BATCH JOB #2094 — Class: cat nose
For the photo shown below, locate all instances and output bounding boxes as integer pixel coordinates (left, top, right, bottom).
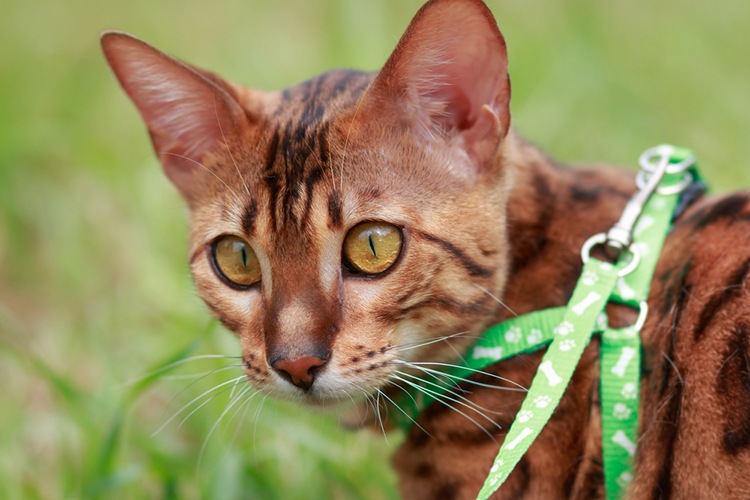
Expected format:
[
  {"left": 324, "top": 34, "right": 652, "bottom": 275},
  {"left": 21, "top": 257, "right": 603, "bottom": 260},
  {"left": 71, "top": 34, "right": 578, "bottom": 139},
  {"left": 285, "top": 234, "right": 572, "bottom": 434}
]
[{"left": 271, "top": 355, "right": 327, "bottom": 390}]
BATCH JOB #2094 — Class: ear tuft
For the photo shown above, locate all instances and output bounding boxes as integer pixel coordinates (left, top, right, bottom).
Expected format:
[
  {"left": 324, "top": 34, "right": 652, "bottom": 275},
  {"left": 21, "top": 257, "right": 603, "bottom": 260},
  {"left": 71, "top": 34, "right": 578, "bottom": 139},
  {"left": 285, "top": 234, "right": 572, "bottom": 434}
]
[
  {"left": 369, "top": 0, "right": 510, "bottom": 164},
  {"left": 101, "top": 31, "right": 247, "bottom": 201}
]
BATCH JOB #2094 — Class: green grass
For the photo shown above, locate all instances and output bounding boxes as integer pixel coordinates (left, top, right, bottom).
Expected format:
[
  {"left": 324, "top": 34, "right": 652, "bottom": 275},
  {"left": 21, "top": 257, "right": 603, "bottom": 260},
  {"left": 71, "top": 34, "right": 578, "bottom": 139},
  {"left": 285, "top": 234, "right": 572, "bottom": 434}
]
[{"left": 1, "top": 0, "right": 749, "bottom": 498}]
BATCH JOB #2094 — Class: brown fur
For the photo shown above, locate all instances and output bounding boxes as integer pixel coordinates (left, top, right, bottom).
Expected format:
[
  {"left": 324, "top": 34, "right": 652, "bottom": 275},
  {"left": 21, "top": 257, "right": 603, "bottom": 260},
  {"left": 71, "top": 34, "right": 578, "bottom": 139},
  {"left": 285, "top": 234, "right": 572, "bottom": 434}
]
[{"left": 103, "top": 0, "right": 750, "bottom": 498}]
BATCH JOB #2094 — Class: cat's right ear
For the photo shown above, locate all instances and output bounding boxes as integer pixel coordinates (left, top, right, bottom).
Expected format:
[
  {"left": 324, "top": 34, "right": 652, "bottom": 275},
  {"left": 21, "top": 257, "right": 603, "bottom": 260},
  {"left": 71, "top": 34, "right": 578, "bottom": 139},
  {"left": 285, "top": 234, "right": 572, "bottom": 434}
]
[
  {"left": 101, "top": 32, "right": 248, "bottom": 203},
  {"left": 365, "top": 0, "right": 510, "bottom": 170}
]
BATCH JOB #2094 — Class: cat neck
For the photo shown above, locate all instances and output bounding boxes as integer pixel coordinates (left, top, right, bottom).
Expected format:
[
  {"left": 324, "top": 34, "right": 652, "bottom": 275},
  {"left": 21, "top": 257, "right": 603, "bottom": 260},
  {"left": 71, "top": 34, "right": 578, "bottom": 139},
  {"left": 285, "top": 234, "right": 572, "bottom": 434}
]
[{"left": 498, "top": 134, "right": 636, "bottom": 321}]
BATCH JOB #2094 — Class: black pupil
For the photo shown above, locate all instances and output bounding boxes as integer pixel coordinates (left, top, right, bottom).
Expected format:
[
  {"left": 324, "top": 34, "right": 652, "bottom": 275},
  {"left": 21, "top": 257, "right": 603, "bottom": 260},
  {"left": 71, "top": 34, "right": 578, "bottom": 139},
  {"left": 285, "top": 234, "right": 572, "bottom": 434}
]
[
  {"left": 240, "top": 245, "right": 247, "bottom": 268},
  {"left": 368, "top": 234, "right": 377, "bottom": 257}
]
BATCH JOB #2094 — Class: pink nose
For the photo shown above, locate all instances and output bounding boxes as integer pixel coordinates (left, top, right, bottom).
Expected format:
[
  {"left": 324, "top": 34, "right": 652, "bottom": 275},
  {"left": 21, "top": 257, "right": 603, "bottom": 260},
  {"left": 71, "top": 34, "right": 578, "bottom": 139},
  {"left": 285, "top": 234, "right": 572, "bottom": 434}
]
[{"left": 272, "top": 356, "right": 327, "bottom": 390}]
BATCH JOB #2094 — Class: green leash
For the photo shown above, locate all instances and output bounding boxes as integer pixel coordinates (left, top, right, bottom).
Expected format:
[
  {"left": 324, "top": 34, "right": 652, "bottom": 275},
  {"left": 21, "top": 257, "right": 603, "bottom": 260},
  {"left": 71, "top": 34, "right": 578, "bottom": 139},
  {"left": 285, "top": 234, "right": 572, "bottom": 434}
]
[{"left": 391, "top": 145, "right": 702, "bottom": 500}]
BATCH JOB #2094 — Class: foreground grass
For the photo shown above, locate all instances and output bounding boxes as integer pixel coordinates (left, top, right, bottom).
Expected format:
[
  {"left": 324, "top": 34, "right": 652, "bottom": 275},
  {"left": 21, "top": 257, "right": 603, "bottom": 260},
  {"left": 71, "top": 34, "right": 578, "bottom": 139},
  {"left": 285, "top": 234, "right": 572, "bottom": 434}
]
[{"left": 1, "top": 0, "right": 749, "bottom": 498}]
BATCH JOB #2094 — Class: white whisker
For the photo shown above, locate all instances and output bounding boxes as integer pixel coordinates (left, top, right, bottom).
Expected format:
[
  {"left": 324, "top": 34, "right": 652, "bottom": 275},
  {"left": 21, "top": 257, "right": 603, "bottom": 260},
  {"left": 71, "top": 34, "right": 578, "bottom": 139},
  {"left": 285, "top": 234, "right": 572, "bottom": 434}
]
[
  {"left": 402, "top": 361, "right": 528, "bottom": 392},
  {"left": 395, "top": 360, "right": 526, "bottom": 393},
  {"left": 152, "top": 375, "right": 246, "bottom": 437},
  {"left": 475, "top": 284, "right": 517, "bottom": 317},
  {"left": 391, "top": 375, "right": 498, "bottom": 443},
  {"left": 391, "top": 331, "right": 479, "bottom": 353}
]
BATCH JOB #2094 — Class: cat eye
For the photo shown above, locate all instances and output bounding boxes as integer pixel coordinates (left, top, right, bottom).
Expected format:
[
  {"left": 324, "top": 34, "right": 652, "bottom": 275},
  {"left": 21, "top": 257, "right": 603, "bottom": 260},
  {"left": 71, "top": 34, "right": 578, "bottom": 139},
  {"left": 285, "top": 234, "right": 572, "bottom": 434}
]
[
  {"left": 212, "top": 235, "right": 262, "bottom": 288},
  {"left": 343, "top": 222, "right": 403, "bottom": 275}
]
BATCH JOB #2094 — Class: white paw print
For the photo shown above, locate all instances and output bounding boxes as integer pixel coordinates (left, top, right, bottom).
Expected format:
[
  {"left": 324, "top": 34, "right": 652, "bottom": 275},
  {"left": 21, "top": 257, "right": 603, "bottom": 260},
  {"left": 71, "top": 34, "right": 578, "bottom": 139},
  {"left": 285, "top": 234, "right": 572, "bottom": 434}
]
[
  {"left": 634, "top": 241, "right": 650, "bottom": 257},
  {"left": 489, "top": 459, "right": 504, "bottom": 473},
  {"left": 559, "top": 339, "right": 577, "bottom": 352},
  {"left": 621, "top": 383, "right": 637, "bottom": 400},
  {"left": 613, "top": 403, "right": 632, "bottom": 420},
  {"left": 517, "top": 409, "right": 534, "bottom": 423},
  {"left": 599, "top": 261, "right": 614, "bottom": 272},
  {"left": 616, "top": 471, "right": 633, "bottom": 488},
  {"left": 527, "top": 328, "right": 543, "bottom": 344},
  {"left": 533, "top": 395, "right": 551, "bottom": 408},
  {"left": 554, "top": 321, "right": 574, "bottom": 336},
  {"left": 505, "top": 326, "right": 522, "bottom": 344},
  {"left": 582, "top": 269, "right": 600, "bottom": 286}
]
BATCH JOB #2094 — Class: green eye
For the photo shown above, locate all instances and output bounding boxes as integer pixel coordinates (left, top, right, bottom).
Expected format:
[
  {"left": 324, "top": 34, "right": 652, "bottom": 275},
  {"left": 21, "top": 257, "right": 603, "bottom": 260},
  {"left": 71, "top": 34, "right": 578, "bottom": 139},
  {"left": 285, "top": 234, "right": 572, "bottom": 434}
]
[
  {"left": 212, "top": 235, "right": 261, "bottom": 287},
  {"left": 343, "top": 222, "right": 403, "bottom": 275}
]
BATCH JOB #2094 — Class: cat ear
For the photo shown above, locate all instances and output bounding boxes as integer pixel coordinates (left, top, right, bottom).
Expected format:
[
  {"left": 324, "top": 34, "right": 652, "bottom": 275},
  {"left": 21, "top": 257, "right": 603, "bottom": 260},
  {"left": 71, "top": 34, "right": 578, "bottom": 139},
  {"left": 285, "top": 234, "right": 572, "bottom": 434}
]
[
  {"left": 368, "top": 0, "right": 510, "bottom": 166},
  {"left": 101, "top": 31, "right": 248, "bottom": 202}
]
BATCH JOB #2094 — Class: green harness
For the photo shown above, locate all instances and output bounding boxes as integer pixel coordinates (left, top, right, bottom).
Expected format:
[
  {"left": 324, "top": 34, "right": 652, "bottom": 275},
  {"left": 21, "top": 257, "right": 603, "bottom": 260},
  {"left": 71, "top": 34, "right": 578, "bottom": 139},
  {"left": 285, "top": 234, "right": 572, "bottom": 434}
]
[{"left": 391, "top": 145, "right": 703, "bottom": 500}]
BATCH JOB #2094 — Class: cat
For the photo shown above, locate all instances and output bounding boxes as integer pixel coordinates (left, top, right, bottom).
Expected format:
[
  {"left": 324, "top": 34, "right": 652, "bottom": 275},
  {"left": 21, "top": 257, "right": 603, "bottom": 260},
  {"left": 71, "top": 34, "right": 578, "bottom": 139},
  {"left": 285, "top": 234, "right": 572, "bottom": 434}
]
[{"left": 102, "top": 0, "right": 750, "bottom": 497}]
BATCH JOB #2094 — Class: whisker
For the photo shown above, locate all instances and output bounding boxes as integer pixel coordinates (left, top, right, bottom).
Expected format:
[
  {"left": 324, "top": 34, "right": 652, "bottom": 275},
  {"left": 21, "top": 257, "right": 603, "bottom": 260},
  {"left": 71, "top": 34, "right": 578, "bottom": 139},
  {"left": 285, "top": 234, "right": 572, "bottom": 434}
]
[
  {"left": 391, "top": 375, "right": 498, "bottom": 443},
  {"left": 159, "top": 364, "right": 244, "bottom": 382},
  {"left": 198, "top": 383, "right": 256, "bottom": 465},
  {"left": 475, "top": 284, "right": 518, "bottom": 317},
  {"left": 123, "top": 354, "right": 241, "bottom": 387},
  {"left": 401, "top": 361, "right": 528, "bottom": 392},
  {"left": 177, "top": 378, "right": 248, "bottom": 430},
  {"left": 161, "top": 152, "right": 242, "bottom": 202},
  {"left": 152, "top": 375, "right": 246, "bottom": 437},
  {"left": 213, "top": 92, "right": 251, "bottom": 198},
  {"left": 376, "top": 387, "right": 434, "bottom": 440},
  {"left": 394, "top": 360, "right": 527, "bottom": 393},
  {"left": 389, "top": 331, "right": 480, "bottom": 353},
  {"left": 395, "top": 369, "right": 505, "bottom": 417}
]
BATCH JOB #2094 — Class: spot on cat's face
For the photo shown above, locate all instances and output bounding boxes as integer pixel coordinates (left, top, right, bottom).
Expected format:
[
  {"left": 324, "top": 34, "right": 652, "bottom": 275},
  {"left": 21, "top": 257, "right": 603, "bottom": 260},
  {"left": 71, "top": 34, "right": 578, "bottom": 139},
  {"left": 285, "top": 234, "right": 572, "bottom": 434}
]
[{"left": 103, "top": 0, "right": 513, "bottom": 410}]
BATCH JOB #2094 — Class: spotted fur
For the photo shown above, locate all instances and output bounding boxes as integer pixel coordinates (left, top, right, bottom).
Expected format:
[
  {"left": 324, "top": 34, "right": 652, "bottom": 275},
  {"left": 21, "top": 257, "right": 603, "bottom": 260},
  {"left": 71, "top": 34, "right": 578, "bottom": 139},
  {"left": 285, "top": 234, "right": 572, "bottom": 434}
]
[{"left": 103, "top": 0, "right": 750, "bottom": 498}]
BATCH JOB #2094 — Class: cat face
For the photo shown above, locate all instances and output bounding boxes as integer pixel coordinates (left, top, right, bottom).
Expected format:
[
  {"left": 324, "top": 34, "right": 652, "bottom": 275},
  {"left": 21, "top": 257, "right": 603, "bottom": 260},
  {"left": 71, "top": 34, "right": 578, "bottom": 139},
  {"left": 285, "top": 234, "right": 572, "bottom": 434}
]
[{"left": 103, "top": 0, "right": 513, "bottom": 411}]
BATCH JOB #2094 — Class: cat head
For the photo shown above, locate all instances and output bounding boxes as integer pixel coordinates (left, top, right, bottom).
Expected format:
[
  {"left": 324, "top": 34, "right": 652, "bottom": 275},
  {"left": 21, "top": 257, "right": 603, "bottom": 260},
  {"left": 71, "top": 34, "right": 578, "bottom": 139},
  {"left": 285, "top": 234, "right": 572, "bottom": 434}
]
[{"left": 103, "top": 0, "right": 513, "bottom": 416}]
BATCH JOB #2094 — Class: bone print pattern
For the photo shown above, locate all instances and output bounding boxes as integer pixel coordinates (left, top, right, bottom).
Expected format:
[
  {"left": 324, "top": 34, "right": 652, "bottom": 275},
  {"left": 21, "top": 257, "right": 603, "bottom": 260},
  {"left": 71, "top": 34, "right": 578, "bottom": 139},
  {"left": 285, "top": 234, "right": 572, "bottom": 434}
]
[{"left": 478, "top": 258, "right": 621, "bottom": 499}]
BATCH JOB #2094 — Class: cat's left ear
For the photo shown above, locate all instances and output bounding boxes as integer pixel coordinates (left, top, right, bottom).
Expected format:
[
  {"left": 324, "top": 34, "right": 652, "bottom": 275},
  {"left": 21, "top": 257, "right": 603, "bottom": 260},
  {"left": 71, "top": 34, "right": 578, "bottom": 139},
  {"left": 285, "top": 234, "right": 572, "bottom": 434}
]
[{"left": 367, "top": 0, "right": 510, "bottom": 167}]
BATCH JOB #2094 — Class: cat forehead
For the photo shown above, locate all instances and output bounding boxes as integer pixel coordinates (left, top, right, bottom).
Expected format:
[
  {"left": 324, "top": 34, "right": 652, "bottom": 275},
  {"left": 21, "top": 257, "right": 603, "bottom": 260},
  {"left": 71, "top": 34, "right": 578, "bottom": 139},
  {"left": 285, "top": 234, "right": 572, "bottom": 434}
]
[{"left": 270, "top": 70, "right": 374, "bottom": 125}]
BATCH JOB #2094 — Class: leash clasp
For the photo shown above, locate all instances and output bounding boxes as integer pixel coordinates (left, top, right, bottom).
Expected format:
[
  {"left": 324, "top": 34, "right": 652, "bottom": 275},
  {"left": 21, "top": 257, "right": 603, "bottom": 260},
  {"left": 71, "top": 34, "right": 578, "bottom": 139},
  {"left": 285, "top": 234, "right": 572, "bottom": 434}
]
[{"left": 583, "top": 145, "right": 695, "bottom": 263}]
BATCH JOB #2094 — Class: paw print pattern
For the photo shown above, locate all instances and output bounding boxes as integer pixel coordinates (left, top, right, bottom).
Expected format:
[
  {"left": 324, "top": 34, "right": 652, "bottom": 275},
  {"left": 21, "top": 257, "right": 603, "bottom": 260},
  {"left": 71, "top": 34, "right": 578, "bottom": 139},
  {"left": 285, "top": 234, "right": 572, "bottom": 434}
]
[
  {"left": 554, "top": 321, "right": 574, "bottom": 336},
  {"left": 621, "top": 383, "right": 637, "bottom": 400},
  {"left": 582, "top": 269, "right": 600, "bottom": 286},
  {"left": 533, "top": 395, "right": 551, "bottom": 408},
  {"left": 559, "top": 339, "right": 577, "bottom": 352},
  {"left": 613, "top": 403, "right": 632, "bottom": 420},
  {"left": 616, "top": 471, "right": 633, "bottom": 488},
  {"left": 598, "top": 261, "right": 614, "bottom": 272},
  {"left": 517, "top": 409, "right": 534, "bottom": 423},
  {"left": 505, "top": 326, "right": 522, "bottom": 344},
  {"left": 526, "top": 328, "right": 543, "bottom": 344}
]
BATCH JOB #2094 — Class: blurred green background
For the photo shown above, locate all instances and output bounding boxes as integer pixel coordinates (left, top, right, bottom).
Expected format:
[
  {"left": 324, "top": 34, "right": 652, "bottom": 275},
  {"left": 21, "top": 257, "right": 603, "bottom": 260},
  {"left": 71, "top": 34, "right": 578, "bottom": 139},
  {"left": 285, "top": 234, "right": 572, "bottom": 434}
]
[{"left": 1, "top": 0, "right": 748, "bottom": 498}]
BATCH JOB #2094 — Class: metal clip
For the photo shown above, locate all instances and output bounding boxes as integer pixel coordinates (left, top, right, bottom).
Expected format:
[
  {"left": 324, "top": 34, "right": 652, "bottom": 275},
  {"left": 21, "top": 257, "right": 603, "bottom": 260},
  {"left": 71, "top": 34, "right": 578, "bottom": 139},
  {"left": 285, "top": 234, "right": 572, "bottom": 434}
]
[{"left": 605, "top": 145, "right": 693, "bottom": 255}]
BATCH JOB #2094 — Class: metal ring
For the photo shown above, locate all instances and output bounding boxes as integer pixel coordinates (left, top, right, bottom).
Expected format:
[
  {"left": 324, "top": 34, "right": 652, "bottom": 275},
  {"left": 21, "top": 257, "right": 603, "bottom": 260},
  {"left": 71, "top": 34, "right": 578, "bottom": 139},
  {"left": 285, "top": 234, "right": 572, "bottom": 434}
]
[
  {"left": 638, "top": 145, "right": 696, "bottom": 175},
  {"left": 656, "top": 171, "right": 694, "bottom": 196},
  {"left": 580, "top": 233, "right": 607, "bottom": 264},
  {"left": 581, "top": 233, "right": 641, "bottom": 277},
  {"left": 633, "top": 301, "right": 649, "bottom": 332},
  {"left": 635, "top": 170, "right": 693, "bottom": 195},
  {"left": 616, "top": 245, "right": 641, "bottom": 277}
]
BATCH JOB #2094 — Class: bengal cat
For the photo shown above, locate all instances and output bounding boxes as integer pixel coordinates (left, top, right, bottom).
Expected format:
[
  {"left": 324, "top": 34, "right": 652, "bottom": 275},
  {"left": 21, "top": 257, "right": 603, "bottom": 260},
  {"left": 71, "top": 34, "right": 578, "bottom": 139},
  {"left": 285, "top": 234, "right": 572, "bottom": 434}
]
[{"left": 102, "top": 0, "right": 750, "bottom": 497}]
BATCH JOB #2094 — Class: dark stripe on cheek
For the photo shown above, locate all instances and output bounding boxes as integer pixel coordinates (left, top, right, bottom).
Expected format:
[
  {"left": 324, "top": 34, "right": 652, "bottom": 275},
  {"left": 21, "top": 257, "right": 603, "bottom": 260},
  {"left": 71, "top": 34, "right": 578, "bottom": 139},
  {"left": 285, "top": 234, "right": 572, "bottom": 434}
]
[
  {"left": 415, "top": 230, "right": 493, "bottom": 278},
  {"left": 328, "top": 190, "right": 343, "bottom": 229},
  {"left": 693, "top": 257, "right": 750, "bottom": 341},
  {"left": 717, "top": 323, "right": 750, "bottom": 455}
]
